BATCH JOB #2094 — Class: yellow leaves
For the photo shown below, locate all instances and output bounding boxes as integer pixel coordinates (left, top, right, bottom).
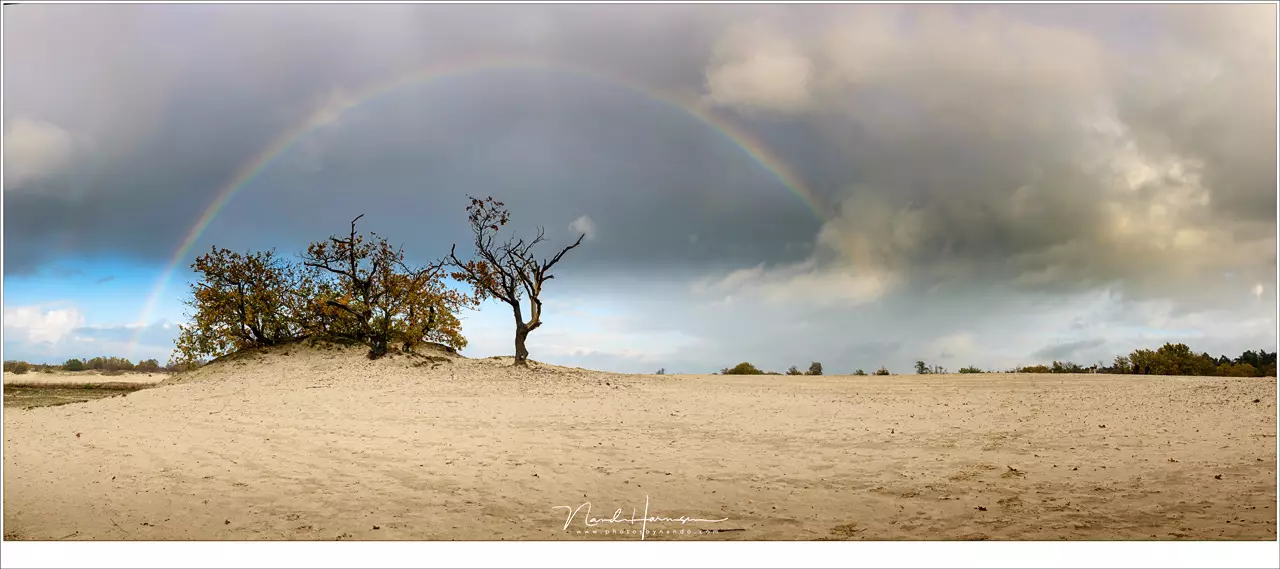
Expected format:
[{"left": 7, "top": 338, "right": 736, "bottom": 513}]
[{"left": 180, "top": 216, "right": 479, "bottom": 361}]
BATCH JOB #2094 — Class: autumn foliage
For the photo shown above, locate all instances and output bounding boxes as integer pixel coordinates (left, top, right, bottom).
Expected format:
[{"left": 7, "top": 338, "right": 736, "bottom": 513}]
[
  {"left": 174, "top": 248, "right": 309, "bottom": 363},
  {"left": 174, "top": 215, "right": 476, "bottom": 364}
]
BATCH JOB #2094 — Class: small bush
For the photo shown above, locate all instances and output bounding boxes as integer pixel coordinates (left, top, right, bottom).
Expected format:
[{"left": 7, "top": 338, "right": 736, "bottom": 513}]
[
  {"left": 853, "top": 369, "right": 867, "bottom": 376},
  {"left": 1216, "top": 362, "right": 1259, "bottom": 377},
  {"left": 785, "top": 366, "right": 803, "bottom": 376},
  {"left": 655, "top": 368, "right": 665, "bottom": 375},
  {"left": 874, "top": 367, "right": 890, "bottom": 376},
  {"left": 1018, "top": 365, "right": 1051, "bottom": 374},
  {"left": 64, "top": 358, "right": 86, "bottom": 371},
  {"left": 807, "top": 362, "right": 823, "bottom": 376},
  {"left": 958, "top": 366, "right": 984, "bottom": 374},
  {"left": 4, "top": 360, "right": 31, "bottom": 375},
  {"left": 722, "top": 362, "right": 764, "bottom": 375}
]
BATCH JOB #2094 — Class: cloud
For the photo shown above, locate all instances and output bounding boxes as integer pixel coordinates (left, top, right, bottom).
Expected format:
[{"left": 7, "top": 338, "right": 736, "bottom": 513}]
[
  {"left": 704, "top": 19, "right": 813, "bottom": 112},
  {"left": 568, "top": 215, "right": 597, "bottom": 241},
  {"left": 94, "top": 276, "right": 116, "bottom": 285},
  {"left": 1031, "top": 338, "right": 1108, "bottom": 362},
  {"left": 702, "top": 4, "right": 1275, "bottom": 310},
  {"left": 3, "top": 5, "right": 1274, "bottom": 374},
  {"left": 2, "top": 316, "right": 178, "bottom": 364},
  {"left": 693, "top": 258, "right": 892, "bottom": 308},
  {"left": 2, "top": 117, "right": 77, "bottom": 189},
  {"left": 927, "top": 333, "right": 978, "bottom": 361},
  {"left": 3, "top": 304, "right": 85, "bottom": 344}
]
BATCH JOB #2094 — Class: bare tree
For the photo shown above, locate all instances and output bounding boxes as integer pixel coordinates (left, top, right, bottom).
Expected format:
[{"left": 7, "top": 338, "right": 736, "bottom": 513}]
[{"left": 448, "top": 196, "right": 585, "bottom": 366}]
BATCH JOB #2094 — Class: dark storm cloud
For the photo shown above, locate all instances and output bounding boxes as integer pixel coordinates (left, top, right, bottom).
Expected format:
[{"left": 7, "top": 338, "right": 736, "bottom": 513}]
[
  {"left": 4, "top": 3, "right": 818, "bottom": 276},
  {"left": 3, "top": 4, "right": 1274, "bottom": 372},
  {"left": 695, "top": 3, "right": 1275, "bottom": 313}
]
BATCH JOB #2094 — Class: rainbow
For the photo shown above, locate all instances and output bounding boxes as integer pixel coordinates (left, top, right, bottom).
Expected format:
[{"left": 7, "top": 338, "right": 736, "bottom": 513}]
[{"left": 129, "top": 54, "right": 829, "bottom": 357}]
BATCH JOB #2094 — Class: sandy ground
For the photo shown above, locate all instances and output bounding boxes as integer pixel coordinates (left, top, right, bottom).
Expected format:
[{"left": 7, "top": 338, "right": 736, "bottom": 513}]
[
  {"left": 3, "top": 344, "right": 1276, "bottom": 541},
  {"left": 3, "top": 370, "right": 169, "bottom": 386}
]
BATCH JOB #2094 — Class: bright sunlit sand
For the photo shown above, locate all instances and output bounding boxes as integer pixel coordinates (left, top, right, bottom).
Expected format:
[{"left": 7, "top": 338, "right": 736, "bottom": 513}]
[{"left": 4, "top": 343, "right": 1275, "bottom": 541}]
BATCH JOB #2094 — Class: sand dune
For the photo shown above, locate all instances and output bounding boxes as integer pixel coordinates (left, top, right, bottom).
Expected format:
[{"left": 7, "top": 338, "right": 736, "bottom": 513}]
[{"left": 3, "top": 343, "right": 1275, "bottom": 541}]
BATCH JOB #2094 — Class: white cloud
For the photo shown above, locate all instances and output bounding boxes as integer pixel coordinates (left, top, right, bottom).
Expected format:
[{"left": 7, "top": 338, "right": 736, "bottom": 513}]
[
  {"left": 704, "top": 19, "right": 813, "bottom": 113},
  {"left": 694, "top": 258, "right": 893, "bottom": 308},
  {"left": 3, "top": 304, "right": 84, "bottom": 344},
  {"left": 3, "top": 117, "right": 76, "bottom": 189},
  {"left": 569, "top": 215, "right": 597, "bottom": 241},
  {"left": 927, "top": 332, "right": 977, "bottom": 360}
]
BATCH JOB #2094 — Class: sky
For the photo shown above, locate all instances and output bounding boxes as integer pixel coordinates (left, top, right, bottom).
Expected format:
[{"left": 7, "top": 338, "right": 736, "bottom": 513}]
[{"left": 3, "top": 3, "right": 1277, "bottom": 373}]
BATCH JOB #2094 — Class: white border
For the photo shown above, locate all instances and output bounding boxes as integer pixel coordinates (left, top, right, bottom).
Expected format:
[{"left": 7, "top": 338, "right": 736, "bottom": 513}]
[
  {"left": 2, "top": 2, "right": 1277, "bottom": 568},
  {"left": 3, "top": 542, "right": 1280, "bottom": 569}
]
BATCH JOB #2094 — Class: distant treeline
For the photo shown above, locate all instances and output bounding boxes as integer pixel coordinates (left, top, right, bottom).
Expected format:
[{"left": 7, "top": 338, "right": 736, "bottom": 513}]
[
  {"left": 2, "top": 356, "right": 198, "bottom": 375},
  {"left": 1008, "top": 343, "right": 1277, "bottom": 377},
  {"left": 714, "top": 343, "right": 1278, "bottom": 378}
]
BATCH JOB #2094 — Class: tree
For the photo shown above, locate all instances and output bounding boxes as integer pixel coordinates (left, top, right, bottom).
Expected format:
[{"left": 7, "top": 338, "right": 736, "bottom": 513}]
[
  {"left": 1111, "top": 355, "right": 1133, "bottom": 374},
  {"left": 174, "top": 246, "right": 309, "bottom": 364},
  {"left": 807, "top": 362, "right": 823, "bottom": 376},
  {"left": 137, "top": 359, "right": 161, "bottom": 372},
  {"left": 655, "top": 368, "right": 666, "bottom": 375},
  {"left": 785, "top": 365, "right": 803, "bottom": 376},
  {"left": 915, "top": 360, "right": 929, "bottom": 374},
  {"left": 303, "top": 215, "right": 473, "bottom": 359},
  {"left": 448, "top": 196, "right": 584, "bottom": 366},
  {"left": 63, "top": 358, "right": 86, "bottom": 372}
]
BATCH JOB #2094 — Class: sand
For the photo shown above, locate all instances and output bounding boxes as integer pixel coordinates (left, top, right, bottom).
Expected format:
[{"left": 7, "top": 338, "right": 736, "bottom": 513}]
[
  {"left": 3, "top": 370, "right": 169, "bottom": 387},
  {"left": 3, "top": 344, "right": 1275, "bottom": 541}
]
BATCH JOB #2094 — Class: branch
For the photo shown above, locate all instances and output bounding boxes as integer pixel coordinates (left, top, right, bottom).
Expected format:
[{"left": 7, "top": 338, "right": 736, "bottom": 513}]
[{"left": 542, "top": 233, "right": 586, "bottom": 275}]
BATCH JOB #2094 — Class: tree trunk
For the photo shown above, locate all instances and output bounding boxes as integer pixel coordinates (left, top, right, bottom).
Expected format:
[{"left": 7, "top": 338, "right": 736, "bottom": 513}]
[{"left": 514, "top": 322, "right": 530, "bottom": 366}]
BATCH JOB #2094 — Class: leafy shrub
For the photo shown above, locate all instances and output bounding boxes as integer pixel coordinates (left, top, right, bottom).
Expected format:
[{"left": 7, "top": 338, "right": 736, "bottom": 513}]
[
  {"left": 1050, "top": 360, "right": 1085, "bottom": 374},
  {"left": 958, "top": 366, "right": 984, "bottom": 374},
  {"left": 1216, "top": 362, "right": 1259, "bottom": 377},
  {"left": 721, "top": 362, "right": 764, "bottom": 375},
  {"left": 874, "top": 367, "right": 890, "bottom": 376},
  {"left": 853, "top": 369, "right": 867, "bottom": 376},
  {"left": 1018, "top": 365, "right": 1051, "bottom": 373},
  {"left": 807, "top": 362, "right": 823, "bottom": 376},
  {"left": 4, "top": 360, "right": 31, "bottom": 375},
  {"left": 63, "top": 358, "right": 86, "bottom": 371},
  {"left": 785, "top": 366, "right": 803, "bottom": 376},
  {"left": 655, "top": 368, "right": 665, "bottom": 375}
]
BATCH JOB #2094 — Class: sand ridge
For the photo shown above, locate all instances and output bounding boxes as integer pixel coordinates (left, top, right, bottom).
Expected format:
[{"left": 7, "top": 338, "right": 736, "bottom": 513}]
[{"left": 3, "top": 343, "right": 1276, "bottom": 540}]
